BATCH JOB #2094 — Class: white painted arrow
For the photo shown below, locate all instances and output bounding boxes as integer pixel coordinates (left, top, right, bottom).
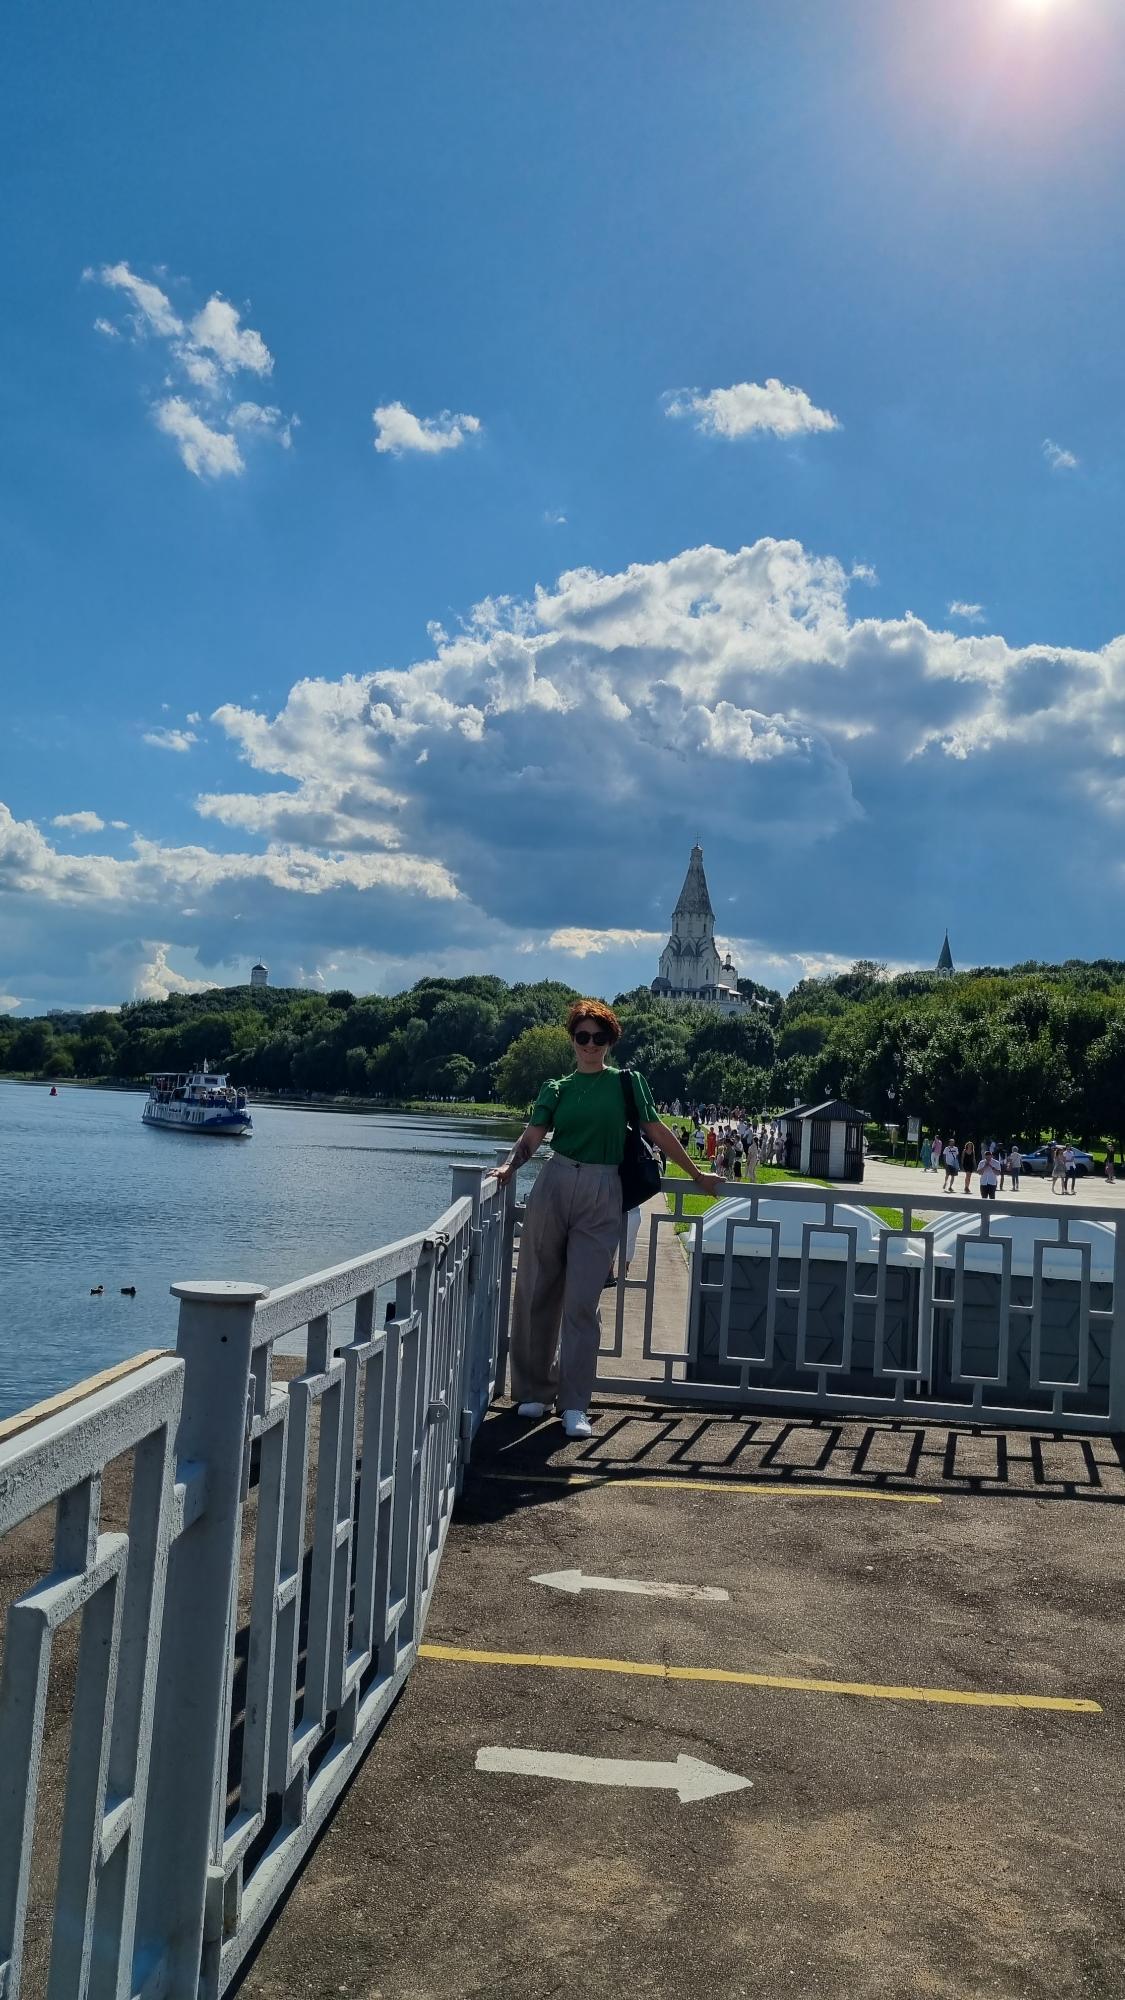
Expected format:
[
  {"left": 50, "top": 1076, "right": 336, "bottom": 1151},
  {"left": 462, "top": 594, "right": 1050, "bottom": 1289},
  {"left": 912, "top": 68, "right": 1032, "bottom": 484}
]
[
  {"left": 476, "top": 1746, "right": 751, "bottom": 1803},
  {"left": 531, "top": 1568, "right": 729, "bottom": 1603}
]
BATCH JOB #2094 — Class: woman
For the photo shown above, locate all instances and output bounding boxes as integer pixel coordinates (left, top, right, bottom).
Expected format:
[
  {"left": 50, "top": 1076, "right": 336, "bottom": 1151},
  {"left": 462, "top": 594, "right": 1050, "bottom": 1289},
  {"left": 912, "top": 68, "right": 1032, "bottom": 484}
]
[
  {"left": 496, "top": 1000, "right": 719, "bottom": 1439},
  {"left": 978, "top": 1149, "right": 998, "bottom": 1201},
  {"left": 961, "top": 1137, "right": 976, "bottom": 1194}
]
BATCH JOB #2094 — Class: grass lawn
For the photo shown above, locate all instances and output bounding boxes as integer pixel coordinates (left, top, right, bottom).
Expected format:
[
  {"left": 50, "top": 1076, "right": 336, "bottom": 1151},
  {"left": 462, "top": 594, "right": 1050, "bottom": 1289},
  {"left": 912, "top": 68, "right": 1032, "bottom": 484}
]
[
  {"left": 664, "top": 1161, "right": 827, "bottom": 1231},
  {"left": 402, "top": 1098, "right": 523, "bottom": 1118}
]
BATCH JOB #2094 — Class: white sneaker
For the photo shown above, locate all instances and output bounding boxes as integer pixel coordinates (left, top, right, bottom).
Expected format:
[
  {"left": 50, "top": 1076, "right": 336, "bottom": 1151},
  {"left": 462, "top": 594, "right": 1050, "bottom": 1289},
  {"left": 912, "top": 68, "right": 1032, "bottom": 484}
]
[
  {"left": 516, "top": 1400, "right": 550, "bottom": 1419},
  {"left": 562, "top": 1409, "right": 593, "bottom": 1440}
]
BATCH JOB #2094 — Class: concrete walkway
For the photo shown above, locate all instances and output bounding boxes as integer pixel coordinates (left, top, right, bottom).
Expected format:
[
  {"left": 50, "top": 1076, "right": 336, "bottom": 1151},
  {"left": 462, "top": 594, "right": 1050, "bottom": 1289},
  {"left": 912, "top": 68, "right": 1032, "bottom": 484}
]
[
  {"left": 242, "top": 1401, "right": 1125, "bottom": 2000},
  {"left": 860, "top": 1159, "right": 1125, "bottom": 1211}
]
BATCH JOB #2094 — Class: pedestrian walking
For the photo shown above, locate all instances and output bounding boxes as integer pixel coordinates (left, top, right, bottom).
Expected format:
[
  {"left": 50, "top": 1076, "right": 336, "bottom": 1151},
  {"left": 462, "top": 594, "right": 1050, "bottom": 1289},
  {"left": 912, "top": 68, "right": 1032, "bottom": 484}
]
[
  {"left": 961, "top": 1137, "right": 976, "bottom": 1194},
  {"left": 1106, "top": 1147, "right": 1116, "bottom": 1185},
  {"left": 1007, "top": 1144, "right": 1022, "bottom": 1192},
  {"left": 942, "top": 1140, "right": 959, "bottom": 1192},
  {"left": 1050, "top": 1143, "right": 1065, "bottom": 1194},
  {"left": 1064, "top": 1146, "right": 1077, "bottom": 1195},
  {"left": 497, "top": 999, "right": 718, "bottom": 1438},
  {"left": 930, "top": 1135, "right": 943, "bottom": 1174},
  {"left": 979, "top": 1149, "right": 998, "bottom": 1202}
]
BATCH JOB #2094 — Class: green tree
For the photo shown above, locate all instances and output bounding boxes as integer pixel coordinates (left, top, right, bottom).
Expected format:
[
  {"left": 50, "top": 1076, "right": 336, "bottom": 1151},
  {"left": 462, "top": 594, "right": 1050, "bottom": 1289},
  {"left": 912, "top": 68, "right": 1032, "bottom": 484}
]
[
  {"left": 1085, "top": 1017, "right": 1125, "bottom": 1144},
  {"left": 74, "top": 1034, "right": 116, "bottom": 1078},
  {"left": 426, "top": 995, "right": 499, "bottom": 1064},
  {"left": 419, "top": 1054, "right": 476, "bottom": 1097},
  {"left": 616, "top": 1023, "right": 691, "bottom": 1101},
  {"left": 10, "top": 1020, "right": 54, "bottom": 1071},
  {"left": 686, "top": 1009, "right": 775, "bottom": 1071},
  {"left": 777, "top": 1015, "right": 833, "bottom": 1062},
  {"left": 495, "top": 1025, "right": 573, "bottom": 1108}
]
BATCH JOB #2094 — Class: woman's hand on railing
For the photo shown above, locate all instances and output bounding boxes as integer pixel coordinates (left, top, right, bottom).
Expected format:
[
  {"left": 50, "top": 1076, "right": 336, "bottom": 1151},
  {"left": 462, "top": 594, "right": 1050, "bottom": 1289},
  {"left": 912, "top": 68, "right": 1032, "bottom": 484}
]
[{"left": 693, "top": 1172, "right": 722, "bottom": 1196}]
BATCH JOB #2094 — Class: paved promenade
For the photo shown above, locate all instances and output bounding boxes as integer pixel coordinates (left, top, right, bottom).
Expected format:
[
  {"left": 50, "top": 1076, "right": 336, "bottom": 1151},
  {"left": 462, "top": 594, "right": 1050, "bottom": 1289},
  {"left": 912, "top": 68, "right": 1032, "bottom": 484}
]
[
  {"left": 242, "top": 1396, "right": 1125, "bottom": 2000},
  {"left": 858, "top": 1159, "right": 1125, "bottom": 1211}
]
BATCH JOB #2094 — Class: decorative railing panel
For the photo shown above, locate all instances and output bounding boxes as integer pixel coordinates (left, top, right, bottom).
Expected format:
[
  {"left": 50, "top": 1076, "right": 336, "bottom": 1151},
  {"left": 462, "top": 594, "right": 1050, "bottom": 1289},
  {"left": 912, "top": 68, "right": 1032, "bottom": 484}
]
[{"left": 589, "top": 1178, "right": 1125, "bottom": 1432}]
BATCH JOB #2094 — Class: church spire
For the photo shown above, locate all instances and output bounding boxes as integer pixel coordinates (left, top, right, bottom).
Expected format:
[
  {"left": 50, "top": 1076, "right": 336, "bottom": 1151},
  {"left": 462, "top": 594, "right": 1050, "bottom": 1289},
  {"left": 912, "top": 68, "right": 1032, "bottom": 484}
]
[
  {"left": 672, "top": 843, "right": 715, "bottom": 920},
  {"left": 936, "top": 930, "right": 954, "bottom": 975}
]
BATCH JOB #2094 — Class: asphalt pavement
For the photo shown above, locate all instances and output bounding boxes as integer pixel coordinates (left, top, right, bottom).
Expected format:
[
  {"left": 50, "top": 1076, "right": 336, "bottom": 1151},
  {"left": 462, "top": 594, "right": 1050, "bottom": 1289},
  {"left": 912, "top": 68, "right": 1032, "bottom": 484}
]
[{"left": 241, "top": 1400, "right": 1125, "bottom": 2000}]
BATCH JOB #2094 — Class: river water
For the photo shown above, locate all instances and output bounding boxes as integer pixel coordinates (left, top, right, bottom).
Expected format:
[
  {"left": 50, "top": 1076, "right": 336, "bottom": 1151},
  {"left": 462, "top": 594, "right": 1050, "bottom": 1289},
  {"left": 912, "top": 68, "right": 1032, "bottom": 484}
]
[{"left": 0, "top": 1080, "right": 520, "bottom": 1422}]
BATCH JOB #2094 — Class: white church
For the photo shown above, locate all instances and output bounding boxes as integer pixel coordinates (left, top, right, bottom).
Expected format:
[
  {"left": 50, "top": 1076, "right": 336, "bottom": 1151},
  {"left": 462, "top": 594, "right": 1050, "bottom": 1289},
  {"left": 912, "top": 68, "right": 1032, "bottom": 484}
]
[{"left": 650, "top": 845, "right": 750, "bottom": 1015}]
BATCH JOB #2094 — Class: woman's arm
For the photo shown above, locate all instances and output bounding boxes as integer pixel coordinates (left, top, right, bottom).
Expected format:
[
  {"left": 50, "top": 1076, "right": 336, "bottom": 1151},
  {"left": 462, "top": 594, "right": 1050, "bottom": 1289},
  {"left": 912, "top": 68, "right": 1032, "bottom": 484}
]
[
  {"left": 644, "top": 1117, "right": 721, "bottom": 1194},
  {"left": 494, "top": 1123, "right": 549, "bottom": 1186}
]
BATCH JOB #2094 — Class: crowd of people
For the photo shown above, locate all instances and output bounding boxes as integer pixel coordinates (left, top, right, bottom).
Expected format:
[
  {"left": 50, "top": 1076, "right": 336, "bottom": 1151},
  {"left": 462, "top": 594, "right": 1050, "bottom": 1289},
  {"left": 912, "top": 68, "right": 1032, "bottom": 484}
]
[
  {"left": 657, "top": 1101, "right": 786, "bottom": 1181},
  {"left": 924, "top": 1136, "right": 1114, "bottom": 1196}
]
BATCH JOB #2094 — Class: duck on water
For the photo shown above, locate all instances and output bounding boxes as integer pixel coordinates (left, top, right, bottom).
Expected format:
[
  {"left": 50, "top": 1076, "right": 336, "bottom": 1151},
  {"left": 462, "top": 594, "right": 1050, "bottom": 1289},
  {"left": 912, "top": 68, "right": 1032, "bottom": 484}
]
[{"left": 141, "top": 1066, "right": 253, "bottom": 1137}]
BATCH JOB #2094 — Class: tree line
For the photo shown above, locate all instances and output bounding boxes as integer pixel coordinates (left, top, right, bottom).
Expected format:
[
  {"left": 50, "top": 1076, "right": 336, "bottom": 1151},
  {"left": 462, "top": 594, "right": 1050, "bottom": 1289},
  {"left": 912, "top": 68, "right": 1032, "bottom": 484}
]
[{"left": 3, "top": 956, "right": 1125, "bottom": 1143}]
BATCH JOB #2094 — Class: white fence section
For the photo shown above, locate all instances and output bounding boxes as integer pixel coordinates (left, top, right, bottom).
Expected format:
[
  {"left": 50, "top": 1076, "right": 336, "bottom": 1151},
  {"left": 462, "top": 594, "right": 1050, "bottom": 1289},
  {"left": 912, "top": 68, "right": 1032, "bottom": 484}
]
[
  {"left": 0, "top": 1163, "right": 512, "bottom": 2000},
  {"left": 591, "top": 1177, "right": 1125, "bottom": 1432}
]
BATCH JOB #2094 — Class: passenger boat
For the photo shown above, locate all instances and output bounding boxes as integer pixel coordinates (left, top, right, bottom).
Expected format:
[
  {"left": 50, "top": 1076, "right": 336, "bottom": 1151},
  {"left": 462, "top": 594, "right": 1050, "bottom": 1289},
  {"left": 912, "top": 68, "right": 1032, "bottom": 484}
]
[{"left": 142, "top": 1067, "right": 253, "bottom": 1137}]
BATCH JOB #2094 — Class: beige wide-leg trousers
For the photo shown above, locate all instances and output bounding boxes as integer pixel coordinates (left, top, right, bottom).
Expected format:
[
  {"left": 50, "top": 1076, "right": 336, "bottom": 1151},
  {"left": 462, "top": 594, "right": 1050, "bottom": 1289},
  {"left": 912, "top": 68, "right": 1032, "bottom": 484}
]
[{"left": 509, "top": 1154, "right": 623, "bottom": 1413}]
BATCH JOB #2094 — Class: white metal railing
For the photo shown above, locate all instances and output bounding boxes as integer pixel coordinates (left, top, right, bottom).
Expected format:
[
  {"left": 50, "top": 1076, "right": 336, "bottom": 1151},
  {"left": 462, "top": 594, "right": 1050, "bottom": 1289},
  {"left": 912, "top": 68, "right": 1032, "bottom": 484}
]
[
  {"left": 0, "top": 1162, "right": 513, "bottom": 2000},
  {"left": 590, "top": 1176, "right": 1125, "bottom": 1432}
]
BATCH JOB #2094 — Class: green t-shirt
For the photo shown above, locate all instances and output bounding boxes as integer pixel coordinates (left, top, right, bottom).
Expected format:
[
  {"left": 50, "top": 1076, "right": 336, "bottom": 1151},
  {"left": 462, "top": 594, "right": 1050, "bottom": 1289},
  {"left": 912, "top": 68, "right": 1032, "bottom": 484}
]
[{"left": 530, "top": 1065, "right": 659, "bottom": 1165}]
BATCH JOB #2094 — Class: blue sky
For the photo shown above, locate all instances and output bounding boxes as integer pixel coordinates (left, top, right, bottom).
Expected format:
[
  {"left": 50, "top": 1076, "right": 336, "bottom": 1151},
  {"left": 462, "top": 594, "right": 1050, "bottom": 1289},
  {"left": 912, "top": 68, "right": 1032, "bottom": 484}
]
[{"left": 3, "top": 0, "right": 1125, "bottom": 1012}]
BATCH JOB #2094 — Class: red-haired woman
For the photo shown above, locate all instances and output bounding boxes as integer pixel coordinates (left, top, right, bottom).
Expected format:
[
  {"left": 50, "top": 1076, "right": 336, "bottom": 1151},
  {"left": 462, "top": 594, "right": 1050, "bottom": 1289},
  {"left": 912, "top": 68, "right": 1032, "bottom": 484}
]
[{"left": 495, "top": 1000, "right": 720, "bottom": 1439}]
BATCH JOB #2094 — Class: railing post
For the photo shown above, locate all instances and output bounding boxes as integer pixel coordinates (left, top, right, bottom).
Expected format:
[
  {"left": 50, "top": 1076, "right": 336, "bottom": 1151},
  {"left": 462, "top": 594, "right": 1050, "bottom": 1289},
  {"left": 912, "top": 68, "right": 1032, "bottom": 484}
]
[
  {"left": 451, "top": 1165, "right": 489, "bottom": 1467},
  {"left": 133, "top": 1281, "right": 267, "bottom": 2000},
  {"left": 494, "top": 1148, "right": 517, "bottom": 1398},
  {"left": 1109, "top": 1217, "right": 1125, "bottom": 1432}
]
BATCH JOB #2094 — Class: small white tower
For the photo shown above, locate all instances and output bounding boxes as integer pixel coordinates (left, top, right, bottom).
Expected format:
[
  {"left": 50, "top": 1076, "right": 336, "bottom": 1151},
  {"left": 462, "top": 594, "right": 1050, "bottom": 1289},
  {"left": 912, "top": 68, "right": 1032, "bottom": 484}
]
[{"left": 250, "top": 960, "right": 269, "bottom": 989}]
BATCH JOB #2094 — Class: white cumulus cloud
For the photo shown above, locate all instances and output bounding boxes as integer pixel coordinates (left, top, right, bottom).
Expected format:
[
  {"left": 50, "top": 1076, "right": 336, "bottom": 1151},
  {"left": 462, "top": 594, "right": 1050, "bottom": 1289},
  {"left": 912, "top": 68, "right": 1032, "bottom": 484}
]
[
  {"left": 143, "top": 725, "right": 199, "bottom": 752},
  {"left": 1043, "top": 438, "right": 1078, "bottom": 471},
  {"left": 664, "top": 378, "right": 840, "bottom": 441},
  {"left": 86, "top": 262, "right": 293, "bottom": 479},
  {"left": 189, "top": 296, "right": 273, "bottom": 377},
  {"left": 372, "top": 402, "right": 482, "bottom": 455},
  {"left": 153, "top": 400, "right": 243, "bottom": 480},
  {"left": 9, "top": 535, "right": 1125, "bottom": 1010},
  {"left": 545, "top": 927, "right": 666, "bottom": 957},
  {"left": 87, "top": 262, "right": 184, "bottom": 337},
  {"left": 134, "top": 943, "right": 218, "bottom": 1001},
  {"left": 51, "top": 811, "right": 106, "bottom": 833}
]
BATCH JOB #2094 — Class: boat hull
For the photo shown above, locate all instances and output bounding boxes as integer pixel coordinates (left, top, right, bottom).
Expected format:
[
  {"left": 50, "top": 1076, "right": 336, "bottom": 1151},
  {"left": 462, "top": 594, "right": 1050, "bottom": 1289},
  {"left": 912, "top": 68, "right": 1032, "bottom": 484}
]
[{"left": 142, "top": 1103, "right": 253, "bottom": 1136}]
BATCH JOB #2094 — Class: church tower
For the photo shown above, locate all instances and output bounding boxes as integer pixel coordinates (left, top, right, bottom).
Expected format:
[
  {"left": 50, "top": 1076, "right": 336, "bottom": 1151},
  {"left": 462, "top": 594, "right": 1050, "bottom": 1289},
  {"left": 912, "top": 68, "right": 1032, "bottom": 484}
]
[
  {"left": 651, "top": 846, "right": 743, "bottom": 1009},
  {"left": 935, "top": 932, "right": 954, "bottom": 977}
]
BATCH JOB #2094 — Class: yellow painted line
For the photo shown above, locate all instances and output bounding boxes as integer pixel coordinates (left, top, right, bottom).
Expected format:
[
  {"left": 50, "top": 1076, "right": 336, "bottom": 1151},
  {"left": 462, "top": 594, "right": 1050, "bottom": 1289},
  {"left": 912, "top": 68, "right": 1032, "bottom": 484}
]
[
  {"left": 477, "top": 1469, "right": 940, "bottom": 1506},
  {"left": 419, "top": 1643, "right": 1101, "bottom": 1715}
]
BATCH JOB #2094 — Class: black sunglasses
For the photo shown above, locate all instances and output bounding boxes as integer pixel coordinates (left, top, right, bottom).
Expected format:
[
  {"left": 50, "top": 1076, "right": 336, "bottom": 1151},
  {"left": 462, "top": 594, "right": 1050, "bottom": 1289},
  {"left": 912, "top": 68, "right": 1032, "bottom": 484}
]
[{"left": 573, "top": 1029, "right": 612, "bottom": 1046}]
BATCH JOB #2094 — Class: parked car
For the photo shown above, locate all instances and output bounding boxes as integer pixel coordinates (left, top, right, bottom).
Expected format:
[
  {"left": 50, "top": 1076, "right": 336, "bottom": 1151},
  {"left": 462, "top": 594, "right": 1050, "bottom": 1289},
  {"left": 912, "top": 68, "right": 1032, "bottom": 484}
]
[{"left": 1018, "top": 1145, "right": 1094, "bottom": 1178}]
